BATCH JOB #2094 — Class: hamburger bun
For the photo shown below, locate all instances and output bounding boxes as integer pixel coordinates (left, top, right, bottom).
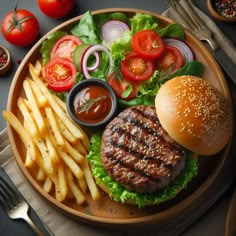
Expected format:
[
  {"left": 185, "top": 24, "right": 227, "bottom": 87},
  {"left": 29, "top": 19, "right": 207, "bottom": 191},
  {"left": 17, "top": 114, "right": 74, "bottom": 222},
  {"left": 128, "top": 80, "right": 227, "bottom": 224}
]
[{"left": 155, "top": 75, "right": 232, "bottom": 156}]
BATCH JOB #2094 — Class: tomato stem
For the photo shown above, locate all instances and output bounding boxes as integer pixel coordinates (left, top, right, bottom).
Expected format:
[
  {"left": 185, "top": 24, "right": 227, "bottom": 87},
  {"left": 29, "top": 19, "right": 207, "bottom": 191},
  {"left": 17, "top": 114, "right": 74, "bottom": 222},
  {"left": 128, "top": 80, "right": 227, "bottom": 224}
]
[{"left": 7, "top": 5, "right": 32, "bottom": 34}]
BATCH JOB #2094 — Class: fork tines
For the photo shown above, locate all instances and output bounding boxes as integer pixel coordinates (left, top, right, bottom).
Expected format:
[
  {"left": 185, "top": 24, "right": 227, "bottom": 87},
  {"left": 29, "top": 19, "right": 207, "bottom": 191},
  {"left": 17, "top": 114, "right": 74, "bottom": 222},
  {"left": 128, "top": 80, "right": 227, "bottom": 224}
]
[{"left": 0, "top": 176, "right": 22, "bottom": 212}]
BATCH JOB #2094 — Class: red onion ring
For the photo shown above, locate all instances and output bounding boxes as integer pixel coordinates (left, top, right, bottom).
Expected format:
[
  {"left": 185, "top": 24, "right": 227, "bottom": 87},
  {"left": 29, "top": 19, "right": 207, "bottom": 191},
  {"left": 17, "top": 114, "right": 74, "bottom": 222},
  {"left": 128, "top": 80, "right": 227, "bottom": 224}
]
[
  {"left": 81, "top": 44, "right": 113, "bottom": 79},
  {"left": 100, "top": 20, "right": 130, "bottom": 43},
  {"left": 163, "top": 38, "right": 195, "bottom": 63}
]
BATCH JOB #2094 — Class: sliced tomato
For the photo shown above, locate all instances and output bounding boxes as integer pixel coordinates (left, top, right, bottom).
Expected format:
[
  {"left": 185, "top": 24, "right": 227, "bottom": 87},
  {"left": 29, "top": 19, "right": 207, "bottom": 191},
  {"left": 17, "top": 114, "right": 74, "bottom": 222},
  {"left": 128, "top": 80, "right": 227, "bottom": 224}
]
[
  {"left": 42, "top": 58, "right": 77, "bottom": 92},
  {"left": 50, "top": 35, "right": 83, "bottom": 61},
  {"left": 107, "top": 72, "right": 138, "bottom": 100},
  {"left": 131, "top": 30, "right": 164, "bottom": 59},
  {"left": 121, "top": 52, "right": 154, "bottom": 82},
  {"left": 155, "top": 45, "right": 184, "bottom": 72}
]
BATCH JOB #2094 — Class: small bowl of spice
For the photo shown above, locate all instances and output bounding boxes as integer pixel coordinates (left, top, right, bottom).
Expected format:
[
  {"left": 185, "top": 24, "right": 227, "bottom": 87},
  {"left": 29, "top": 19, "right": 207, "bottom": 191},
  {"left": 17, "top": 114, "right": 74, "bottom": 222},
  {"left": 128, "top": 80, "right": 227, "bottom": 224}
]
[
  {"left": 67, "top": 78, "right": 118, "bottom": 129},
  {"left": 207, "top": 0, "right": 236, "bottom": 22},
  {"left": 0, "top": 45, "right": 12, "bottom": 75}
]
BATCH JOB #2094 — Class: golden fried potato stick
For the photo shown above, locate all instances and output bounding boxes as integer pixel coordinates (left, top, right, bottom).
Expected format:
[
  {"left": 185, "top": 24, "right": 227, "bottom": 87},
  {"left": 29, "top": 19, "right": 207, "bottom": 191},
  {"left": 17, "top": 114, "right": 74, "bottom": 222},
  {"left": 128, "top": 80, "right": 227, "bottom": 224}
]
[
  {"left": 64, "top": 139, "right": 84, "bottom": 163},
  {"left": 58, "top": 150, "right": 83, "bottom": 180},
  {"left": 56, "top": 116, "right": 78, "bottom": 145},
  {"left": 23, "top": 79, "right": 46, "bottom": 135},
  {"left": 44, "top": 106, "right": 65, "bottom": 147},
  {"left": 17, "top": 97, "right": 38, "bottom": 138},
  {"left": 57, "top": 163, "right": 68, "bottom": 201},
  {"left": 45, "top": 135, "right": 60, "bottom": 164},
  {"left": 73, "top": 140, "right": 88, "bottom": 156},
  {"left": 77, "top": 175, "right": 87, "bottom": 193},
  {"left": 24, "top": 151, "right": 35, "bottom": 168},
  {"left": 50, "top": 174, "right": 63, "bottom": 202},
  {"left": 43, "top": 176, "right": 53, "bottom": 193},
  {"left": 52, "top": 94, "right": 67, "bottom": 111},
  {"left": 34, "top": 60, "right": 42, "bottom": 75},
  {"left": 28, "top": 79, "right": 47, "bottom": 108},
  {"left": 49, "top": 133, "right": 84, "bottom": 179},
  {"left": 65, "top": 167, "right": 86, "bottom": 205},
  {"left": 81, "top": 160, "right": 100, "bottom": 201},
  {"left": 2, "top": 110, "right": 36, "bottom": 161},
  {"left": 34, "top": 137, "right": 54, "bottom": 175},
  {"left": 21, "top": 98, "right": 31, "bottom": 111},
  {"left": 36, "top": 168, "right": 46, "bottom": 182}
]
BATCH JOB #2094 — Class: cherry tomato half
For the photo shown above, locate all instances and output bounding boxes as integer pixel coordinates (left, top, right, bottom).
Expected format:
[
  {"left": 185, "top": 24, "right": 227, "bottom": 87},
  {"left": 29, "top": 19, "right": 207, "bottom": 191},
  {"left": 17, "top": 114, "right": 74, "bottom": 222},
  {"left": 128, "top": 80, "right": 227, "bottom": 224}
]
[
  {"left": 37, "top": 0, "right": 74, "bottom": 19},
  {"left": 50, "top": 35, "right": 83, "bottom": 61},
  {"left": 155, "top": 45, "right": 184, "bottom": 72},
  {"left": 1, "top": 8, "right": 40, "bottom": 47},
  {"left": 107, "top": 72, "right": 138, "bottom": 100},
  {"left": 121, "top": 52, "right": 154, "bottom": 82},
  {"left": 131, "top": 30, "right": 164, "bottom": 59},
  {"left": 42, "top": 58, "right": 77, "bottom": 92}
]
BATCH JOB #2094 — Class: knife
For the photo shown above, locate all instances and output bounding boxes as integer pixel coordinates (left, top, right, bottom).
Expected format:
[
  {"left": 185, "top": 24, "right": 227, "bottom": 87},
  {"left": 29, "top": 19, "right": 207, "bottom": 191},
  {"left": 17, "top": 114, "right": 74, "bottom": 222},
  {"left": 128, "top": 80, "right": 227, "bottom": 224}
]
[
  {"left": 225, "top": 185, "right": 236, "bottom": 236},
  {"left": 213, "top": 48, "right": 236, "bottom": 85}
]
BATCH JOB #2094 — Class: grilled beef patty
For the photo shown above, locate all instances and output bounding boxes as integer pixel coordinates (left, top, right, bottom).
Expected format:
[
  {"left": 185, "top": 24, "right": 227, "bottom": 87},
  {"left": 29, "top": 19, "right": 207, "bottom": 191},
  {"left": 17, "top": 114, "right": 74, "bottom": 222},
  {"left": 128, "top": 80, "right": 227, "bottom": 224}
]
[{"left": 101, "top": 105, "right": 187, "bottom": 194}]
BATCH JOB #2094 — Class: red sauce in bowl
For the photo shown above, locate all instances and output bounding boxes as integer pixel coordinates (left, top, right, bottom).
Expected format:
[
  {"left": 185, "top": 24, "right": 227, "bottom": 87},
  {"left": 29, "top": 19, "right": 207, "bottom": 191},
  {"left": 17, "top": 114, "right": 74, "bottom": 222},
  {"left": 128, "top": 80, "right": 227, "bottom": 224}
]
[{"left": 73, "top": 85, "right": 112, "bottom": 123}]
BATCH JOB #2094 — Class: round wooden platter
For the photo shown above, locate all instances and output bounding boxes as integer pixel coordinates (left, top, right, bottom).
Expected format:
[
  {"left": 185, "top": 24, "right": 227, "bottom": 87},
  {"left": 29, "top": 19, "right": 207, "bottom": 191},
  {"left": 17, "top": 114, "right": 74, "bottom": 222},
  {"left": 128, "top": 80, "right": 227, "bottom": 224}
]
[{"left": 6, "top": 8, "right": 233, "bottom": 229}]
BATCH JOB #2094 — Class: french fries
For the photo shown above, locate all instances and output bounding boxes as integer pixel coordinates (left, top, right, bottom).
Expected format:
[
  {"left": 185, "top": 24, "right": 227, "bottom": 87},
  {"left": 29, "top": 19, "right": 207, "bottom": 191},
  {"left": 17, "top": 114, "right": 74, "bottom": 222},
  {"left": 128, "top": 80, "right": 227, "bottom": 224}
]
[
  {"left": 23, "top": 79, "right": 46, "bottom": 135},
  {"left": 2, "top": 110, "right": 36, "bottom": 161},
  {"left": 2, "top": 62, "right": 100, "bottom": 206}
]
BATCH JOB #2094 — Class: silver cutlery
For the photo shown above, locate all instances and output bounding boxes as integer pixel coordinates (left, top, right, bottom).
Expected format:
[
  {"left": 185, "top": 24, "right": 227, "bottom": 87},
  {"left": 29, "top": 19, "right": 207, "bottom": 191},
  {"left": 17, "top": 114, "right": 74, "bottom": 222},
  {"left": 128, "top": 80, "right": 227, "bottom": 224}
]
[
  {"left": 0, "top": 176, "right": 44, "bottom": 236},
  {"left": 225, "top": 185, "right": 236, "bottom": 236},
  {"left": 165, "top": 0, "right": 236, "bottom": 85}
]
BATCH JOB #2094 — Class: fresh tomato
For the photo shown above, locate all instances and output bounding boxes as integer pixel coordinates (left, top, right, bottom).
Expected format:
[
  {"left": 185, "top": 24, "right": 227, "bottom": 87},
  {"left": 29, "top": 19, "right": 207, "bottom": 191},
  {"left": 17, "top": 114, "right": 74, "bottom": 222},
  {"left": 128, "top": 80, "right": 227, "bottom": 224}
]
[
  {"left": 107, "top": 71, "right": 138, "bottom": 100},
  {"left": 1, "top": 7, "right": 40, "bottom": 47},
  {"left": 42, "top": 58, "right": 77, "bottom": 92},
  {"left": 50, "top": 35, "right": 83, "bottom": 61},
  {"left": 131, "top": 30, "right": 164, "bottom": 59},
  {"left": 121, "top": 52, "right": 154, "bottom": 82},
  {"left": 37, "top": 0, "right": 74, "bottom": 19},
  {"left": 155, "top": 45, "right": 184, "bottom": 72}
]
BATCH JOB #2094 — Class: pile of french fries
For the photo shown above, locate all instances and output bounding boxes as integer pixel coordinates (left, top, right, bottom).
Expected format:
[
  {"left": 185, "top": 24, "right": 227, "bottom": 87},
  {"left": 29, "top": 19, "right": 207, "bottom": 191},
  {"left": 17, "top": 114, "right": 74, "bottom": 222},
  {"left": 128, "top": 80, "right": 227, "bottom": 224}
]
[{"left": 2, "top": 61, "right": 100, "bottom": 205}]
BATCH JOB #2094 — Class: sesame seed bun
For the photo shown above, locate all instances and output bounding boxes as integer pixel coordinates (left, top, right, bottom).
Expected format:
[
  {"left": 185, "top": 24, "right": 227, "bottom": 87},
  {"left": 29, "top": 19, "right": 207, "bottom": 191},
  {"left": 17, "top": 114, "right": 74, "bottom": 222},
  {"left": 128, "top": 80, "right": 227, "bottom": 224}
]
[{"left": 155, "top": 75, "right": 232, "bottom": 156}]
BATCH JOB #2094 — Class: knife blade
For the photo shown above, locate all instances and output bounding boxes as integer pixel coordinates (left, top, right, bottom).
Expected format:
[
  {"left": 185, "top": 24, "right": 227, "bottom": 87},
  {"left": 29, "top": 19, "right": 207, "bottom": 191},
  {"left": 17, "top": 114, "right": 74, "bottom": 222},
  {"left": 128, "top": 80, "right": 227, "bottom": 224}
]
[
  {"left": 225, "top": 185, "right": 236, "bottom": 236},
  {"left": 213, "top": 48, "right": 236, "bottom": 85}
]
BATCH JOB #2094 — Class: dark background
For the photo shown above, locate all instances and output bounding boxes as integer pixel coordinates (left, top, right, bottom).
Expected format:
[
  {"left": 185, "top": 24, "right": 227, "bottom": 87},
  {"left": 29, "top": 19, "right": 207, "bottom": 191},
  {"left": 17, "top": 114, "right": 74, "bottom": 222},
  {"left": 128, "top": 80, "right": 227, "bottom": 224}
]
[{"left": 0, "top": 0, "right": 236, "bottom": 235}]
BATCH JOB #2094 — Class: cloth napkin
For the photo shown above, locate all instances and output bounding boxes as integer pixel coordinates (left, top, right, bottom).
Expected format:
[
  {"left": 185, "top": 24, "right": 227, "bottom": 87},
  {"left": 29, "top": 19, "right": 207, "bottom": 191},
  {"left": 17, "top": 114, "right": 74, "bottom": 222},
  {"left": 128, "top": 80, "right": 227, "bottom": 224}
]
[
  {"left": 0, "top": 5, "right": 235, "bottom": 236},
  {"left": 163, "top": 0, "right": 236, "bottom": 65},
  {"left": 0, "top": 128, "right": 131, "bottom": 236}
]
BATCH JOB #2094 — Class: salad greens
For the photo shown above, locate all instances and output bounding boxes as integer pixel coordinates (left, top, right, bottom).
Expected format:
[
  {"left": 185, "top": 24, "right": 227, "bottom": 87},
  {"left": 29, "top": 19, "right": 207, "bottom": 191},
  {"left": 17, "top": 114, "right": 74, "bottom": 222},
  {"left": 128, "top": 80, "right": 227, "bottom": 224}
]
[
  {"left": 71, "top": 11, "right": 100, "bottom": 44},
  {"left": 87, "top": 132, "right": 198, "bottom": 208}
]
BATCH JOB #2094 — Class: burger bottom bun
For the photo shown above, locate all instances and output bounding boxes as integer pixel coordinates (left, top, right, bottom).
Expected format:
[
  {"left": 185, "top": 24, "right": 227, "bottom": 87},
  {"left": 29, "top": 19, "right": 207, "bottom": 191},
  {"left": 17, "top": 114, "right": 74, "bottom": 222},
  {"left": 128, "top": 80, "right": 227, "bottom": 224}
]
[{"left": 155, "top": 75, "right": 232, "bottom": 156}]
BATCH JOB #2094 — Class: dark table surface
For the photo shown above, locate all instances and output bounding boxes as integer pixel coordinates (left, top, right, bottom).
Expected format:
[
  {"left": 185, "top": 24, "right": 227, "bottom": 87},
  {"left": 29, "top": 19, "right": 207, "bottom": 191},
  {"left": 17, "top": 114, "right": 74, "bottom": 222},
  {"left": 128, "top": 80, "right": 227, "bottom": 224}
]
[{"left": 0, "top": 0, "right": 236, "bottom": 235}]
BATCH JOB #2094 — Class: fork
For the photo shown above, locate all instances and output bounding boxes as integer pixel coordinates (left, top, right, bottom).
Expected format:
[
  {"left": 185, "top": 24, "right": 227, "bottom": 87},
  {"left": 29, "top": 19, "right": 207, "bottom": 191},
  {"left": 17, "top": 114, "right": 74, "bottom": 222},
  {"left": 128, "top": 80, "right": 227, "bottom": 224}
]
[
  {"left": 0, "top": 176, "right": 44, "bottom": 236},
  {"left": 165, "top": 0, "right": 218, "bottom": 51}
]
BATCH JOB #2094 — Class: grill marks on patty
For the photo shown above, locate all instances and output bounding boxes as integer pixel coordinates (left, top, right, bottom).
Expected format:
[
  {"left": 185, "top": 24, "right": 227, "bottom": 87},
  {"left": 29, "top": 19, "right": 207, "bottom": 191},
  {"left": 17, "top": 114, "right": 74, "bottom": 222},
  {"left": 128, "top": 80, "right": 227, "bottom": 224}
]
[{"left": 101, "top": 105, "right": 187, "bottom": 194}]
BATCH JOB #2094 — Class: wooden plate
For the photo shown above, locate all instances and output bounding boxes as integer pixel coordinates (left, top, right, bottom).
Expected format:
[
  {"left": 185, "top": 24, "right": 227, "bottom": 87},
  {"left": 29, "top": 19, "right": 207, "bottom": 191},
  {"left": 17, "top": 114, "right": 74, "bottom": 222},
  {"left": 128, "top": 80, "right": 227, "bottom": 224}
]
[{"left": 6, "top": 8, "right": 233, "bottom": 229}]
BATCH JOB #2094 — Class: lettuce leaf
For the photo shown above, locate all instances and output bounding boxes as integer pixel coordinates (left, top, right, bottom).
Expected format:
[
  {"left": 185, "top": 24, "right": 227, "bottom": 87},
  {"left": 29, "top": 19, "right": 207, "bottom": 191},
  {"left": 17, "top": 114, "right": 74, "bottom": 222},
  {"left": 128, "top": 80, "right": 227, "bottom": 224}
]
[
  {"left": 87, "top": 132, "right": 199, "bottom": 208},
  {"left": 130, "top": 13, "right": 159, "bottom": 35},
  {"left": 39, "top": 31, "right": 67, "bottom": 66},
  {"left": 71, "top": 11, "right": 100, "bottom": 44},
  {"left": 158, "top": 23, "right": 185, "bottom": 40}
]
